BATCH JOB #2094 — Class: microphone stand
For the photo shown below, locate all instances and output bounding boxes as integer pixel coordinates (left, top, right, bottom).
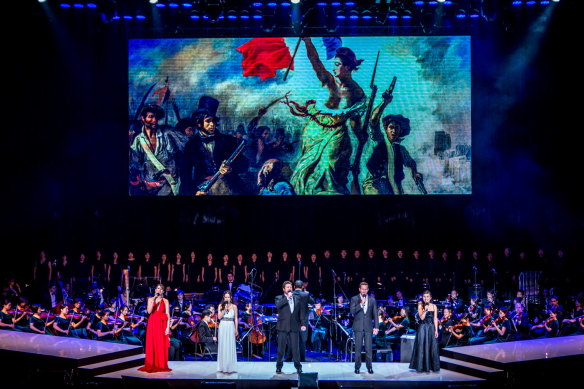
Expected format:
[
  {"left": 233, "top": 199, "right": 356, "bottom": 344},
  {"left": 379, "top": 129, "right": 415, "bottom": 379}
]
[{"left": 329, "top": 269, "right": 350, "bottom": 362}]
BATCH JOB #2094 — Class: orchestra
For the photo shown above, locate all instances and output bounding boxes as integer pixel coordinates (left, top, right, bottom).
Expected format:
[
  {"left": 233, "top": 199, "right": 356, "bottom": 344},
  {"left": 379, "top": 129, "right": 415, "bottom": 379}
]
[{"left": 0, "top": 248, "right": 580, "bottom": 363}]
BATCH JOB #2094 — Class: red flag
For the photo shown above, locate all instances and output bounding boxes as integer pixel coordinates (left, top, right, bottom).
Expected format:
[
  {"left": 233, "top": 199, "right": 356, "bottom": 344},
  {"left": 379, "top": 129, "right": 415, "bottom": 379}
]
[{"left": 236, "top": 38, "right": 293, "bottom": 81}]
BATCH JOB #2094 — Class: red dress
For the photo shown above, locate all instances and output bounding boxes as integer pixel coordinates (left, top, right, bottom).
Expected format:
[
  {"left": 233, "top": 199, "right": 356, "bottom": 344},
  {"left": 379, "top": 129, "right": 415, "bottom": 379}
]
[{"left": 138, "top": 298, "right": 172, "bottom": 372}]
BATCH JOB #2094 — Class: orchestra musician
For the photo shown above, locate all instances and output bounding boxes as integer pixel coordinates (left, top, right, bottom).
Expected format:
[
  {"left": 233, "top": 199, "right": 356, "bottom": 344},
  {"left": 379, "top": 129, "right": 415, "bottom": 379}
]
[
  {"left": 469, "top": 305, "right": 496, "bottom": 344},
  {"left": 444, "top": 316, "right": 473, "bottom": 348},
  {"left": 69, "top": 298, "right": 89, "bottom": 338},
  {"left": 509, "top": 302, "right": 530, "bottom": 340},
  {"left": 483, "top": 308, "right": 511, "bottom": 343},
  {"left": 308, "top": 300, "right": 328, "bottom": 353},
  {"left": 197, "top": 309, "right": 218, "bottom": 354},
  {"left": 438, "top": 306, "right": 457, "bottom": 348},
  {"left": 13, "top": 298, "right": 31, "bottom": 332},
  {"left": 52, "top": 305, "right": 72, "bottom": 336},
  {"left": 29, "top": 305, "right": 54, "bottom": 335},
  {"left": 117, "top": 306, "right": 143, "bottom": 346},
  {"left": 531, "top": 310, "right": 560, "bottom": 338},
  {"left": 0, "top": 299, "right": 15, "bottom": 330}
]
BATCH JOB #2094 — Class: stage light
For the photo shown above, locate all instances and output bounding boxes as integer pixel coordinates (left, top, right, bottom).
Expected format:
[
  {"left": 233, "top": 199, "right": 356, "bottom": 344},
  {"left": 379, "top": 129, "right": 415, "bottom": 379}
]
[
  {"left": 38, "top": 0, "right": 47, "bottom": 3},
  {"left": 87, "top": 2, "right": 97, "bottom": 8},
  {"left": 182, "top": 2, "right": 192, "bottom": 7},
  {"left": 227, "top": 9, "right": 238, "bottom": 19},
  {"left": 331, "top": 2, "right": 341, "bottom": 6},
  {"left": 281, "top": 1, "right": 291, "bottom": 7},
  {"left": 252, "top": 2, "right": 263, "bottom": 6},
  {"left": 72, "top": 2, "right": 84, "bottom": 8},
  {"left": 413, "top": 1, "right": 425, "bottom": 5},
  {"left": 346, "top": 1, "right": 355, "bottom": 6},
  {"left": 387, "top": 9, "right": 399, "bottom": 20},
  {"left": 190, "top": 9, "right": 201, "bottom": 19},
  {"left": 437, "top": 0, "right": 445, "bottom": 3},
  {"left": 540, "top": 0, "right": 550, "bottom": 4},
  {"left": 168, "top": 2, "right": 179, "bottom": 8},
  {"left": 240, "top": 9, "right": 250, "bottom": 19},
  {"left": 317, "top": 2, "right": 327, "bottom": 7},
  {"left": 267, "top": 1, "right": 277, "bottom": 6},
  {"left": 361, "top": 9, "right": 373, "bottom": 19},
  {"left": 149, "top": 0, "right": 158, "bottom": 4},
  {"left": 511, "top": 0, "right": 522, "bottom": 4},
  {"left": 291, "top": 0, "right": 300, "bottom": 4},
  {"left": 402, "top": 9, "right": 413, "bottom": 19},
  {"left": 253, "top": 10, "right": 263, "bottom": 19},
  {"left": 525, "top": 0, "right": 536, "bottom": 4},
  {"left": 456, "top": 8, "right": 466, "bottom": 18},
  {"left": 349, "top": 9, "right": 359, "bottom": 19},
  {"left": 60, "top": 2, "right": 72, "bottom": 8},
  {"left": 155, "top": 2, "right": 165, "bottom": 8},
  {"left": 336, "top": 9, "right": 346, "bottom": 19}
]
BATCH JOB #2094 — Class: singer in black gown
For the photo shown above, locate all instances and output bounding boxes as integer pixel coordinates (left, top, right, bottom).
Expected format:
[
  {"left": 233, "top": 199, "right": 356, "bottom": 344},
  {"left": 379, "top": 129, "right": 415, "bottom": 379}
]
[{"left": 409, "top": 290, "right": 440, "bottom": 373}]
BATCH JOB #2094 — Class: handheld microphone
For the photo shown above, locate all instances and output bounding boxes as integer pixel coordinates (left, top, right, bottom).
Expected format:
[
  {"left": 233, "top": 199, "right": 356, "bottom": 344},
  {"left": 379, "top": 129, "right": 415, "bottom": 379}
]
[{"left": 331, "top": 269, "right": 337, "bottom": 277}]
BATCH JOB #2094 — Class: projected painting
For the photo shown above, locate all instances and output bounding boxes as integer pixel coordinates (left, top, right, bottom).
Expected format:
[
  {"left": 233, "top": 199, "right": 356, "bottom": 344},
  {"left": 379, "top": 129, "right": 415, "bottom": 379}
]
[{"left": 129, "top": 36, "right": 471, "bottom": 196}]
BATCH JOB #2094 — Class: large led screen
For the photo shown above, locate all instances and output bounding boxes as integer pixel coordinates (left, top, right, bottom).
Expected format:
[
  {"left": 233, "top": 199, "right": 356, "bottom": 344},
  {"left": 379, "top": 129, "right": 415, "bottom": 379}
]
[{"left": 129, "top": 36, "right": 471, "bottom": 196}]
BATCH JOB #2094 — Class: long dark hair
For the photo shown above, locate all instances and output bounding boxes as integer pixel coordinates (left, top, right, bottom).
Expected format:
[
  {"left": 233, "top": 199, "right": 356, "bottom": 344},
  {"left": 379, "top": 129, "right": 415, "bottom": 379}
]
[{"left": 221, "top": 291, "right": 233, "bottom": 311}]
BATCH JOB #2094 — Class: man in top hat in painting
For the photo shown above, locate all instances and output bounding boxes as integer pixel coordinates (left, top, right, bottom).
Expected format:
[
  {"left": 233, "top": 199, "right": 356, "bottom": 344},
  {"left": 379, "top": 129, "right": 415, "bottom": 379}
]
[
  {"left": 180, "top": 96, "right": 249, "bottom": 195},
  {"left": 130, "top": 103, "right": 182, "bottom": 196}
]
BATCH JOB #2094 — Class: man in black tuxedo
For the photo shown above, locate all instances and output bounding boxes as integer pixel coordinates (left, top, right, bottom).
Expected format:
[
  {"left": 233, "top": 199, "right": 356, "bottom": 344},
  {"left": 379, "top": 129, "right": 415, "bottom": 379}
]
[
  {"left": 350, "top": 282, "right": 379, "bottom": 374},
  {"left": 42, "top": 283, "right": 63, "bottom": 311},
  {"left": 197, "top": 310, "right": 218, "bottom": 353},
  {"left": 180, "top": 96, "right": 249, "bottom": 195},
  {"left": 221, "top": 273, "right": 238, "bottom": 294},
  {"left": 291, "top": 280, "right": 314, "bottom": 362},
  {"left": 275, "top": 280, "right": 306, "bottom": 374}
]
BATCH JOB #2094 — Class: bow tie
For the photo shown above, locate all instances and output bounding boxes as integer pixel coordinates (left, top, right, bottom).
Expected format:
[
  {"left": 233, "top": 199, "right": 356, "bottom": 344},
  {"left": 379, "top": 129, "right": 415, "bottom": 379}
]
[{"left": 200, "top": 135, "right": 215, "bottom": 144}]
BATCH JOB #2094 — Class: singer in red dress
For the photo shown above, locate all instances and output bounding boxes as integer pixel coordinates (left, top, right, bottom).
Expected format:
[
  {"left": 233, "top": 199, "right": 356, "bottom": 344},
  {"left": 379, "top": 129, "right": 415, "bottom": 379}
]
[{"left": 139, "top": 284, "right": 172, "bottom": 372}]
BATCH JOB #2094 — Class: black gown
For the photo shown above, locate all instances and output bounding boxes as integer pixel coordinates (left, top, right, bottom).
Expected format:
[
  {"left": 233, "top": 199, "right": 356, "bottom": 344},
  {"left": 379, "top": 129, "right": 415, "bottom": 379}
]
[{"left": 409, "top": 310, "right": 440, "bottom": 373}]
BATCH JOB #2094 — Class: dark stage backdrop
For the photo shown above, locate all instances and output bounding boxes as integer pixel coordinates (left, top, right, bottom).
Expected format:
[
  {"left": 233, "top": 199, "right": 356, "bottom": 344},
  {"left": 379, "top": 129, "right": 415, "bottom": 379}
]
[{"left": 5, "top": 3, "right": 582, "bottom": 280}]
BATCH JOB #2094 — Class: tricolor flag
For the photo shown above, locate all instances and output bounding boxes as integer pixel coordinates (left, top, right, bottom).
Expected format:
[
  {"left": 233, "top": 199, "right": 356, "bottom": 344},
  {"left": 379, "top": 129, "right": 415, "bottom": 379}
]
[
  {"left": 322, "top": 36, "right": 342, "bottom": 60},
  {"left": 236, "top": 38, "right": 293, "bottom": 81}
]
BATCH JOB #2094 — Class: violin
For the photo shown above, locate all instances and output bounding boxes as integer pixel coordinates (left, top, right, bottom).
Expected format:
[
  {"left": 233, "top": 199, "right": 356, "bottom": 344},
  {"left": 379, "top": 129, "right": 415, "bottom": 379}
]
[{"left": 480, "top": 314, "right": 493, "bottom": 328}]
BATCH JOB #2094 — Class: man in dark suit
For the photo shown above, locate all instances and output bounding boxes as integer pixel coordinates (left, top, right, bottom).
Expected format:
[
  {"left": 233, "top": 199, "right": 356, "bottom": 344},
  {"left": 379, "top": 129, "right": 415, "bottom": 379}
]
[
  {"left": 221, "top": 272, "right": 238, "bottom": 294},
  {"left": 350, "top": 282, "right": 379, "bottom": 374},
  {"left": 180, "top": 96, "right": 249, "bottom": 195},
  {"left": 42, "top": 283, "right": 63, "bottom": 312},
  {"left": 197, "top": 310, "right": 218, "bottom": 353},
  {"left": 275, "top": 280, "right": 306, "bottom": 374},
  {"left": 291, "top": 280, "right": 314, "bottom": 362}
]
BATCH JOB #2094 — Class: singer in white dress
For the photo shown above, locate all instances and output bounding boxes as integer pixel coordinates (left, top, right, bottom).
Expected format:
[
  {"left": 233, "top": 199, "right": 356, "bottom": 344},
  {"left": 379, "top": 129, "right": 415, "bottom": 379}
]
[{"left": 217, "top": 291, "right": 238, "bottom": 373}]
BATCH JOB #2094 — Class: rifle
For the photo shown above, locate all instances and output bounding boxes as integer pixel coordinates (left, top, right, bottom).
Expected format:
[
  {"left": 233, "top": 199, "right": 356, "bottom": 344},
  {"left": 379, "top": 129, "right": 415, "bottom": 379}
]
[
  {"left": 351, "top": 51, "right": 380, "bottom": 194},
  {"left": 414, "top": 175, "right": 428, "bottom": 195},
  {"left": 197, "top": 140, "right": 247, "bottom": 194}
]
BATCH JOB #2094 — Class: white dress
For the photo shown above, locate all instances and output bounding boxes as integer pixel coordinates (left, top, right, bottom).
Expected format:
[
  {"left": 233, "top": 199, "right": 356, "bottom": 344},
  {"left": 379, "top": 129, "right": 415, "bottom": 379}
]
[{"left": 217, "top": 307, "right": 237, "bottom": 372}]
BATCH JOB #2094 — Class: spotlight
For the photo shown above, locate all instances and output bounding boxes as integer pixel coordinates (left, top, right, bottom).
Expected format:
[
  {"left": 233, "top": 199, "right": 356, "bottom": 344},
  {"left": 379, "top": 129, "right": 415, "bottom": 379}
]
[
  {"left": 190, "top": 9, "right": 201, "bottom": 19},
  {"left": 336, "top": 9, "right": 346, "bottom": 19},
  {"left": 361, "top": 9, "right": 373, "bottom": 19},
  {"left": 226, "top": 9, "right": 238, "bottom": 19},
  {"left": 149, "top": 0, "right": 158, "bottom": 4},
  {"left": 455, "top": 8, "right": 466, "bottom": 18},
  {"left": 59, "top": 2, "right": 72, "bottom": 8},
  {"left": 253, "top": 9, "right": 263, "bottom": 19},
  {"left": 252, "top": 2, "right": 263, "bottom": 6},
  {"left": 87, "top": 2, "right": 97, "bottom": 8},
  {"left": 240, "top": 9, "right": 250, "bottom": 19},
  {"left": 72, "top": 2, "right": 84, "bottom": 8},
  {"left": 349, "top": 9, "right": 359, "bottom": 19},
  {"left": 387, "top": 9, "right": 399, "bottom": 20},
  {"left": 291, "top": 0, "right": 300, "bottom": 4},
  {"left": 401, "top": 9, "right": 413, "bottom": 19}
]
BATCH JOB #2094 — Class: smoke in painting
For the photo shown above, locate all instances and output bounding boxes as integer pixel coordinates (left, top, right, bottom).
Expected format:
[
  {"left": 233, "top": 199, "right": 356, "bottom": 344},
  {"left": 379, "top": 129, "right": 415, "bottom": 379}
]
[{"left": 129, "top": 36, "right": 471, "bottom": 196}]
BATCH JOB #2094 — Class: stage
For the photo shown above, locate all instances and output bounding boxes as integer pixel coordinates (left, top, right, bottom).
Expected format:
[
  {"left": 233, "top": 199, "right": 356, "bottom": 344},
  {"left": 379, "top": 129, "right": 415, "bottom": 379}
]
[{"left": 1, "top": 331, "right": 582, "bottom": 388}]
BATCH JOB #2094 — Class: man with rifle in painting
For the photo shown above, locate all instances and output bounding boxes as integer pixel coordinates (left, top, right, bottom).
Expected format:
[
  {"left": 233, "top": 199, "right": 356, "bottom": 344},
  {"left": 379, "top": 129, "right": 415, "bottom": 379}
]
[
  {"left": 180, "top": 96, "right": 249, "bottom": 195},
  {"left": 362, "top": 77, "right": 427, "bottom": 195}
]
